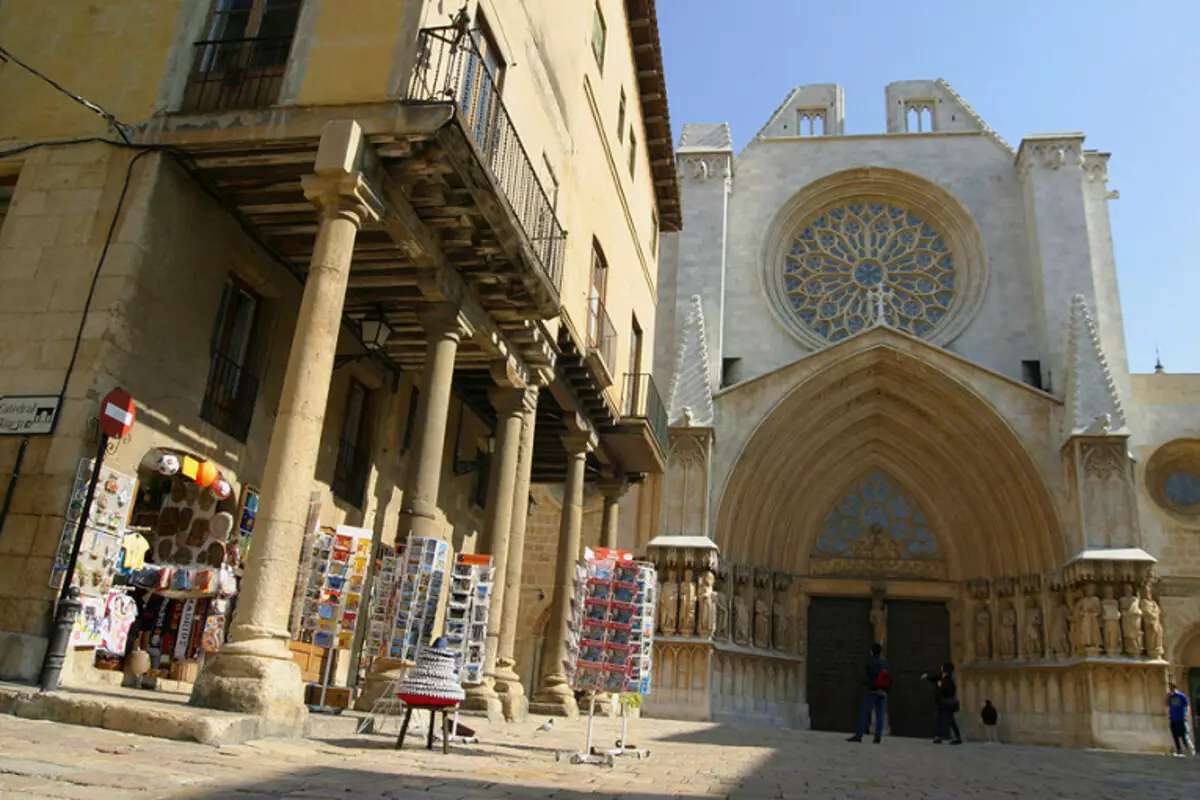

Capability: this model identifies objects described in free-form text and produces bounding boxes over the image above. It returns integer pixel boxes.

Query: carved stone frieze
[809,557,947,580]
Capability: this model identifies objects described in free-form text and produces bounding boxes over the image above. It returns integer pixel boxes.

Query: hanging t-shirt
[121,533,151,571]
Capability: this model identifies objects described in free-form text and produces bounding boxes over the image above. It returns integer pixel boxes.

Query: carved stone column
[396,303,470,542]
[598,479,628,550]
[494,387,539,722]
[461,383,530,720]
[530,429,596,718]
[191,121,382,732]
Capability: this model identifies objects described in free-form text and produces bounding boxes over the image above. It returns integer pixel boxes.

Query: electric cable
[0,45,132,143]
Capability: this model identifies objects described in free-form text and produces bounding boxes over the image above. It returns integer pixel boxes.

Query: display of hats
[156,453,180,476]
[170,478,186,504]
[396,645,465,704]
[178,507,194,530]
[211,478,232,501]
[186,517,210,547]
[157,506,180,536]
[210,511,234,541]
[195,461,219,488]
[197,488,216,512]
[204,540,226,568]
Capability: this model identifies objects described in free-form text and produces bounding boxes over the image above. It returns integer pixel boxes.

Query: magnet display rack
[445,553,492,686]
[389,536,450,663]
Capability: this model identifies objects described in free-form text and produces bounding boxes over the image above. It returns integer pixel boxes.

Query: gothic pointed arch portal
[810,470,948,580]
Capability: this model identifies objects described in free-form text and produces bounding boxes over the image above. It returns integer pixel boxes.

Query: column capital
[598,479,629,502]
[490,356,530,390]
[488,385,530,417]
[418,302,471,341]
[562,432,597,456]
[301,171,384,227]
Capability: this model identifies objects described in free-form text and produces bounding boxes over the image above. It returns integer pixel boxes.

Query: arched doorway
[714,340,1064,737]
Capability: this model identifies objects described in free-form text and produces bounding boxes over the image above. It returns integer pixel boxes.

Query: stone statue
[714,588,729,641]
[1119,584,1143,657]
[998,602,1017,660]
[1141,586,1164,659]
[1100,585,1122,656]
[1076,583,1102,654]
[754,597,771,649]
[869,597,887,651]
[1049,596,1071,660]
[974,603,991,661]
[772,596,791,651]
[696,572,716,638]
[679,569,698,637]
[1024,604,1043,659]
[658,570,679,636]
[733,593,750,646]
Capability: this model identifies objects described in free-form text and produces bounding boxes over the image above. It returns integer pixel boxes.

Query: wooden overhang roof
[625,0,681,233]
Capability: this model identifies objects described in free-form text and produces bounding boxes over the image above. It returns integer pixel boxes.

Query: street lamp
[360,310,392,352]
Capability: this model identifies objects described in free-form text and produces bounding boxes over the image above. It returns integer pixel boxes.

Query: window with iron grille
[182,0,303,113]
[628,128,637,178]
[201,276,261,442]
[591,2,607,71]
[617,88,626,142]
[332,379,373,508]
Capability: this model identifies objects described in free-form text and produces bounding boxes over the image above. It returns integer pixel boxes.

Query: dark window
[650,213,659,258]
[332,379,372,507]
[628,129,637,178]
[1021,360,1044,391]
[629,314,644,378]
[591,2,607,70]
[460,12,506,147]
[721,357,743,389]
[402,385,420,452]
[471,449,492,508]
[183,0,304,112]
[617,89,626,142]
[542,153,559,212]
[586,240,616,370]
[201,276,262,441]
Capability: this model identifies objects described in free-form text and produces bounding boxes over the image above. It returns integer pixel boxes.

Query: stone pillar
[598,480,628,550]
[530,431,596,718]
[396,303,470,542]
[494,389,539,722]
[461,383,530,720]
[191,121,381,733]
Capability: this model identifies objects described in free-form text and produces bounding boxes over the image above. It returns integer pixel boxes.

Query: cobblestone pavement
[0,712,1195,799]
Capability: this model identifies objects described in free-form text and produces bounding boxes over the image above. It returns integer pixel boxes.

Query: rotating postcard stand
[554,549,656,766]
[433,553,492,746]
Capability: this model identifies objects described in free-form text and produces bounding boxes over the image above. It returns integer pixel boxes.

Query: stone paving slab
[0,712,1195,799]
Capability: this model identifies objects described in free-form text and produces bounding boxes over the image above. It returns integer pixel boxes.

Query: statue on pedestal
[974,604,991,661]
[697,572,716,638]
[1141,586,1164,659]
[733,593,751,646]
[658,570,678,636]
[1076,583,1102,655]
[1100,585,1122,656]
[1023,604,1043,659]
[679,569,698,637]
[998,602,1017,660]
[1049,595,1072,660]
[1119,584,1143,657]
[869,597,888,651]
[754,597,771,649]
[714,588,730,641]
[772,596,791,652]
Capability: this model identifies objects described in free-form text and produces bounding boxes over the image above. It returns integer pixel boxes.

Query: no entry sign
[99,389,136,439]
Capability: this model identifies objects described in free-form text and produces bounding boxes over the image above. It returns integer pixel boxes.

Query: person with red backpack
[847,642,891,743]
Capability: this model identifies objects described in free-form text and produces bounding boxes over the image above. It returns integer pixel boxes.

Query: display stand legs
[607,702,650,760]
[554,692,614,767]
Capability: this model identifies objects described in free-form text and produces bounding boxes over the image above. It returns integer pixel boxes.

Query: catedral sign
[0,395,62,436]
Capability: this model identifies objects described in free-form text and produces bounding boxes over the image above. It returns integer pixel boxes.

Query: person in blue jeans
[922,662,963,744]
[847,643,891,743]
[1167,682,1192,756]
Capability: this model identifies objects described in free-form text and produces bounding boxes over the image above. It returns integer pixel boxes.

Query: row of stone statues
[657,569,797,653]
[972,582,1163,662]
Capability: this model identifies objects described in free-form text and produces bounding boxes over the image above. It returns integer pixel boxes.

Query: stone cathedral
[642,80,1200,751]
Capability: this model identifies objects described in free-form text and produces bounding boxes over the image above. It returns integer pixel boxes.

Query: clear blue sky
[656,0,1200,374]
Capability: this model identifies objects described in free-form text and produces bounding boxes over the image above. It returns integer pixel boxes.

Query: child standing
[981,699,999,744]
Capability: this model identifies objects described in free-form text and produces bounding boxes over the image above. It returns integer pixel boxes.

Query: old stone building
[0,0,674,734]
[648,81,1200,750]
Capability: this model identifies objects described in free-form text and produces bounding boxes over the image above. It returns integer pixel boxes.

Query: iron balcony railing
[586,296,618,376]
[332,437,371,508]
[622,373,669,457]
[200,350,259,442]
[409,25,566,294]
[181,36,294,113]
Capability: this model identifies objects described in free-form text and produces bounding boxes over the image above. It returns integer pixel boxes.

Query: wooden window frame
[591,1,607,71]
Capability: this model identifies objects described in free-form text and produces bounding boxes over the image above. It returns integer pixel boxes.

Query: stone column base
[498,689,529,722]
[460,683,505,723]
[529,680,579,719]
[190,648,306,738]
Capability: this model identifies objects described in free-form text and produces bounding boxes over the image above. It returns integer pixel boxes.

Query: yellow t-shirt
[122,533,151,570]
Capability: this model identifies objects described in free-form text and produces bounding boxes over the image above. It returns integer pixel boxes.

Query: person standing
[1167,682,1192,757]
[847,643,891,744]
[922,662,963,745]
[981,699,999,744]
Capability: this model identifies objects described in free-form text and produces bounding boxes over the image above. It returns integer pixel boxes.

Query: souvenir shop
[57,448,254,688]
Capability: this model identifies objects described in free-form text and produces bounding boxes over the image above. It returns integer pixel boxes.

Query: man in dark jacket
[847,643,890,743]
[922,662,963,744]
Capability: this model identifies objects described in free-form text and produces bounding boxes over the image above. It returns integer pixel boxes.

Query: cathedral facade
[645,80,1200,751]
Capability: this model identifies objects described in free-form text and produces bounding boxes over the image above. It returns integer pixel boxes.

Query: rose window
[784,202,958,342]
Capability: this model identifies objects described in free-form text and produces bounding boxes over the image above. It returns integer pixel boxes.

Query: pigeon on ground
[535,718,554,733]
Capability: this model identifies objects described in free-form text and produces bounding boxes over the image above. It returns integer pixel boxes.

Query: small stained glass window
[813,471,942,561]
[1164,472,1200,510]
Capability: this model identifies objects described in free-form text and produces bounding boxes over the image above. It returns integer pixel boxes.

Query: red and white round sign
[99,388,136,439]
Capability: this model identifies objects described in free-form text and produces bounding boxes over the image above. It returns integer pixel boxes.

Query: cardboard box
[305,683,352,709]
